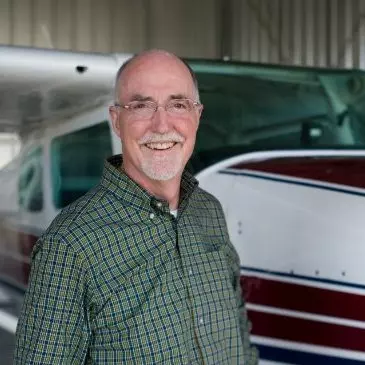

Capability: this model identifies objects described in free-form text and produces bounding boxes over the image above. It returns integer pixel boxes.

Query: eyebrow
[128,93,190,102]
[169,94,189,100]
[129,94,154,102]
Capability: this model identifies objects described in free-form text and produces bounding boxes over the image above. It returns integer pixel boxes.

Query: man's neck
[122,163,181,210]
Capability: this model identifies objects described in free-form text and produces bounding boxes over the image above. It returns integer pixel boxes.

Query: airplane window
[187,65,365,173]
[51,121,112,209]
[18,146,43,212]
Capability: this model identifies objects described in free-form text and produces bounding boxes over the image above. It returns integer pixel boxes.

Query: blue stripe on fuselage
[256,344,365,365]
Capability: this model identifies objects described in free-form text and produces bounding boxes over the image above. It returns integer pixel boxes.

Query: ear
[109,106,122,139]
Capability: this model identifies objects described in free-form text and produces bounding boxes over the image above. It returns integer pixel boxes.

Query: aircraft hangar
[1,0,365,167]
[0,0,364,68]
[1,1,365,364]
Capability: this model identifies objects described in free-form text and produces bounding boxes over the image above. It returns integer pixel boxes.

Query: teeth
[145,142,175,150]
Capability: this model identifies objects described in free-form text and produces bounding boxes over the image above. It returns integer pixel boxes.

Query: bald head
[114,50,200,103]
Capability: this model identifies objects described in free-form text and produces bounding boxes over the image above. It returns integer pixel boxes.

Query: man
[14,50,258,364]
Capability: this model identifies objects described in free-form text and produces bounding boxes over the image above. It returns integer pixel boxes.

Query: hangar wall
[0,0,220,58]
[231,0,365,68]
[0,0,365,68]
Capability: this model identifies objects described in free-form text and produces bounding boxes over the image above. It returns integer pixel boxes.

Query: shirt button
[199,317,204,325]
[149,213,155,219]
[188,269,193,275]
[157,202,162,208]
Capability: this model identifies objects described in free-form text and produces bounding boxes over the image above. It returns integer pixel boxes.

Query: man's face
[110,53,202,185]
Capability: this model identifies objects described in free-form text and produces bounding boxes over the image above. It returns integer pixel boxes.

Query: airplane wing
[0,46,132,134]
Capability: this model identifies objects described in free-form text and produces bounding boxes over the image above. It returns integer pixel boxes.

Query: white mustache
[139,132,184,145]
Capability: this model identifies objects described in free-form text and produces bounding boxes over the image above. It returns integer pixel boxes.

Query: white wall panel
[146,0,219,58]
[329,0,338,67]
[12,0,33,46]
[74,0,93,52]
[0,0,11,44]
[248,0,260,62]
[281,0,292,64]
[258,0,270,63]
[55,0,73,50]
[343,0,354,68]
[304,0,315,66]
[359,0,365,68]
[233,0,249,60]
[33,0,53,48]
[110,0,147,52]
[269,0,280,64]
[91,0,112,53]
[316,0,327,67]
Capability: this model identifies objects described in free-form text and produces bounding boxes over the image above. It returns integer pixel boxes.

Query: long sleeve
[14,236,91,364]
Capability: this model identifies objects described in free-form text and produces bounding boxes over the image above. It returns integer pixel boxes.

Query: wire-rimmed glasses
[114,98,202,119]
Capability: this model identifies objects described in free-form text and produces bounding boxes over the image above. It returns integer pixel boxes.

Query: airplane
[1,45,365,364]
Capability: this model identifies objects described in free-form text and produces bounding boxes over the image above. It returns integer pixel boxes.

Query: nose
[151,106,171,133]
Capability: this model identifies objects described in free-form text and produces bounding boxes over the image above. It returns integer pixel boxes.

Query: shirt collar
[100,154,198,212]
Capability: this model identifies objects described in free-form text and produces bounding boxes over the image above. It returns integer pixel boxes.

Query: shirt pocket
[192,242,238,311]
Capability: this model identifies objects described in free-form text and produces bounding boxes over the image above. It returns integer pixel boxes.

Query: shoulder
[191,186,226,220]
[30,183,136,299]
[38,183,121,256]
[186,186,230,243]
[192,186,222,208]
[45,184,109,235]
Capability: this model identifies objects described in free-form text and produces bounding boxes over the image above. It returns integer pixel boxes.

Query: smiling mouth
[144,142,178,151]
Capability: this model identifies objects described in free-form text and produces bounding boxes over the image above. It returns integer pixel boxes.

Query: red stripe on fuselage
[0,220,37,286]
[249,309,365,352]
[231,157,365,190]
[241,276,365,323]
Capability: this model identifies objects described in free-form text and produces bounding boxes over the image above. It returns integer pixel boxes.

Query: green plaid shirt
[14,155,258,364]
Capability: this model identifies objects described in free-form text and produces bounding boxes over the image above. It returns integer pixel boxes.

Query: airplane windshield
[189,61,365,172]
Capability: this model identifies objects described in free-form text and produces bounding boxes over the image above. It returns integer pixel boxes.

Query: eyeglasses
[114,98,202,119]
